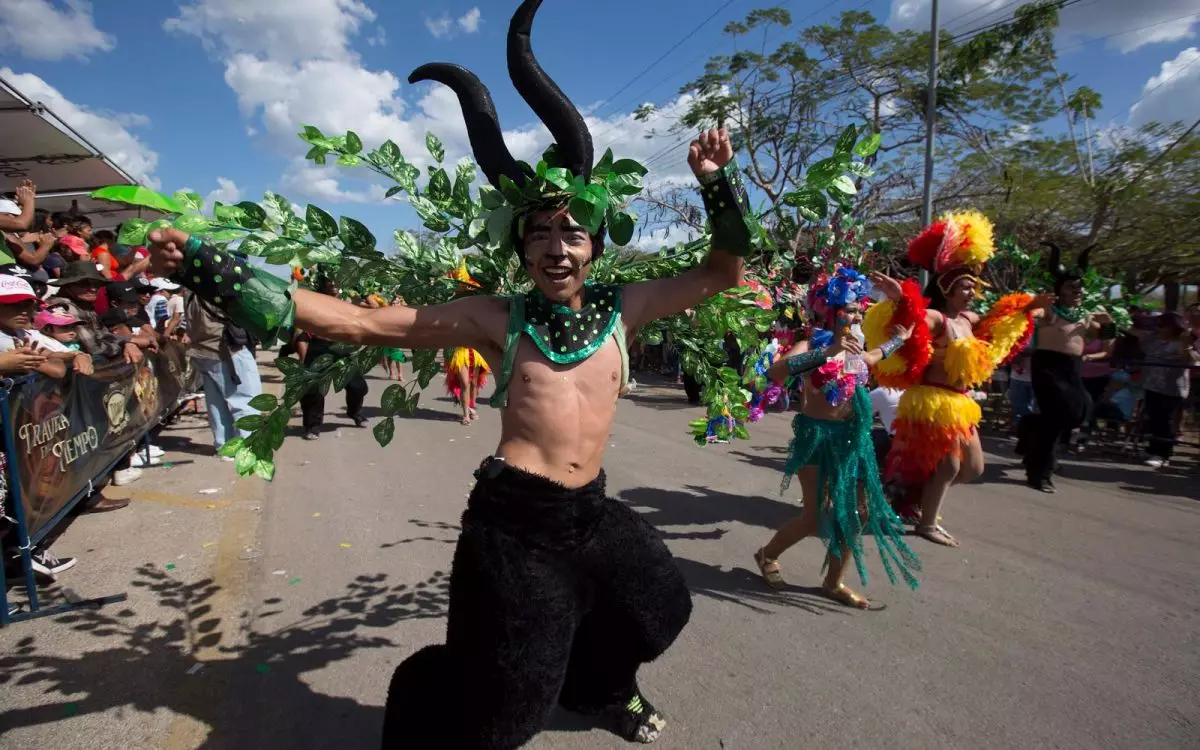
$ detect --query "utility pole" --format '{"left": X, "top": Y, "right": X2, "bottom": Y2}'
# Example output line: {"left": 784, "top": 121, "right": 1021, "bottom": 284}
{"left": 919, "top": 0, "right": 940, "bottom": 287}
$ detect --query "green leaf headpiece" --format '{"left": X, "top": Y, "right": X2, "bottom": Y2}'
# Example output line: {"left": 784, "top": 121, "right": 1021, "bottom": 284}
{"left": 407, "top": 0, "right": 645, "bottom": 256}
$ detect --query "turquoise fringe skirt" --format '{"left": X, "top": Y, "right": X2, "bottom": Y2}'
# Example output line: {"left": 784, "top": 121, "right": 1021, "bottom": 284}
{"left": 781, "top": 387, "right": 921, "bottom": 589}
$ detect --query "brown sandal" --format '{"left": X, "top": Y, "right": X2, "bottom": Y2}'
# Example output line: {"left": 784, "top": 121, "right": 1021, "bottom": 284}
{"left": 754, "top": 548, "right": 787, "bottom": 590}
{"left": 822, "top": 583, "right": 871, "bottom": 610}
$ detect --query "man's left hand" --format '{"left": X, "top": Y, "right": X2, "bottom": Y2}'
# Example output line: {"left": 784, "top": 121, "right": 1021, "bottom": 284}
{"left": 688, "top": 128, "right": 733, "bottom": 178}
{"left": 124, "top": 342, "right": 144, "bottom": 364}
{"left": 72, "top": 352, "right": 94, "bottom": 376}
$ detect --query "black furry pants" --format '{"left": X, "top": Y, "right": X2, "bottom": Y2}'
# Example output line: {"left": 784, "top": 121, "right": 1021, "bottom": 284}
{"left": 1020, "top": 350, "right": 1088, "bottom": 482}
{"left": 382, "top": 459, "right": 693, "bottom": 749}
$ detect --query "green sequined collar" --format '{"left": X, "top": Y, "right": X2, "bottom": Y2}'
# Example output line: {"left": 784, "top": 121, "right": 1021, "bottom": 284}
{"left": 1051, "top": 304, "right": 1086, "bottom": 323}
{"left": 523, "top": 284, "right": 622, "bottom": 364}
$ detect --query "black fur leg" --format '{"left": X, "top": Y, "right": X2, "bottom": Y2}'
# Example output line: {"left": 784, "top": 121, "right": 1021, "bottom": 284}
{"left": 382, "top": 645, "right": 451, "bottom": 749}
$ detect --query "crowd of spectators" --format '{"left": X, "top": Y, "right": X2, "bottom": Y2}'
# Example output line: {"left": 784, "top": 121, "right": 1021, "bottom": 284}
{"left": 0, "top": 180, "right": 215, "bottom": 599}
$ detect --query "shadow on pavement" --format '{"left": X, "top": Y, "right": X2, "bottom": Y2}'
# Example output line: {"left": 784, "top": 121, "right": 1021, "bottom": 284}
{"left": 620, "top": 485, "right": 797, "bottom": 533}
{"left": 0, "top": 563, "right": 450, "bottom": 749}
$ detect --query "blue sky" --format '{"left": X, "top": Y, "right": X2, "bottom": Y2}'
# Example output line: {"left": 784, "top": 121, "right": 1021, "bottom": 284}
{"left": 1, "top": 0, "right": 1198, "bottom": 253}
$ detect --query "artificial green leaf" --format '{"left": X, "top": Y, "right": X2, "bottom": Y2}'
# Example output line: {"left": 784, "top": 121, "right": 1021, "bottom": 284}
{"left": 781, "top": 188, "right": 828, "bottom": 222}
{"left": 218, "top": 437, "right": 245, "bottom": 457}
{"left": 592, "top": 148, "right": 615, "bottom": 178}
{"left": 173, "top": 190, "right": 204, "bottom": 212}
{"left": 543, "top": 167, "right": 572, "bottom": 190}
{"left": 731, "top": 404, "right": 751, "bottom": 421}
{"left": 253, "top": 459, "right": 276, "bottom": 481}
{"left": 306, "top": 205, "right": 338, "bottom": 241}
{"left": 385, "top": 185, "right": 404, "bottom": 199}
{"left": 373, "top": 416, "right": 396, "bottom": 447}
{"left": 339, "top": 216, "right": 376, "bottom": 253}
{"left": 455, "top": 157, "right": 477, "bottom": 185}
{"left": 170, "top": 214, "right": 209, "bottom": 237}
{"left": 413, "top": 349, "right": 438, "bottom": 388}
{"left": 608, "top": 172, "right": 644, "bottom": 197}
{"left": 427, "top": 168, "right": 452, "bottom": 204}
{"left": 265, "top": 237, "right": 305, "bottom": 265}
{"left": 854, "top": 132, "right": 882, "bottom": 157}
{"left": 830, "top": 175, "right": 857, "bottom": 195}
{"left": 305, "top": 245, "right": 341, "bottom": 265}
{"left": 407, "top": 390, "right": 422, "bottom": 413}
{"left": 262, "top": 192, "right": 293, "bottom": 228}
{"left": 498, "top": 175, "right": 524, "bottom": 205}
{"left": 568, "top": 195, "right": 604, "bottom": 235}
{"left": 479, "top": 185, "right": 504, "bottom": 210}
{"left": 733, "top": 424, "right": 750, "bottom": 440}
{"left": 283, "top": 216, "right": 308, "bottom": 240}
{"left": 394, "top": 230, "right": 419, "bottom": 255}
{"left": 380, "top": 139, "right": 403, "bottom": 167}
{"left": 451, "top": 175, "right": 473, "bottom": 218}
{"left": 300, "top": 124, "right": 326, "bottom": 143}
{"left": 117, "top": 219, "right": 149, "bottom": 247}
{"left": 845, "top": 161, "right": 874, "bottom": 178}
{"left": 234, "top": 202, "right": 267, "bottom": 229}
{"left": 274, "top": 356, "right": 303, "bottom": 375}
{"left": 248, "top": 393, "right": 278, "bottom": 411}
{"left": 381, "top": 383, "right": 406, "bottom": 416}
{"left": 238, "top": 234, "right": 269, "bottom": 256}
{"left": 487, "top": 204, "right": 514, "bottom": 245}
{"left": 90, "top": 185, "right": 185, "bottom": 215}
{"left": 834, "top": 124, "right": 858, "bottom": 158}
{"left": 336, "top": 153, "right": 362, "bottom": 167}
{"left": 608, "top": 210, "right": 636, "bottom": 246}
{"left": 235, "top": 446, "right": 258, "bottom": 475}
{"left": 267, "top": 408, "right": 289, "bottom": 451}
{"left": 410, "top": 195, "right": 441, "bottom": 224}
{"left": 426, "top": 132, "right": 445, "bottom": 163}
{"left": 805, "top": 157, "right": 842, "bottom": 189}
{"left": 345, "top": 130, "right": 363, "bottom": 154}
{"left": 396, "top": 163, "right": 420, "bottom": 195}
{"left": 611, "top": 159, "right": 649, "bottom": 177}
{"left": 236, "top": 414, "right": 266, "bottom": 431}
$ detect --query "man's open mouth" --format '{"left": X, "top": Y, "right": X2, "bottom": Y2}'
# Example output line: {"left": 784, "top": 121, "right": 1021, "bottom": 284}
{"left": 542, "top": 267, "right": 572, "bottom": 281}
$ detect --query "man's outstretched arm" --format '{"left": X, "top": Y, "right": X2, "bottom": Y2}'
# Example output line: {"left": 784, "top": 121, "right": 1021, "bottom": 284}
{"left": 146, "top": 228, "right": 502, "bottom": 352}
{"left": 623, "top": 128, "right": 746, "bottom": 330}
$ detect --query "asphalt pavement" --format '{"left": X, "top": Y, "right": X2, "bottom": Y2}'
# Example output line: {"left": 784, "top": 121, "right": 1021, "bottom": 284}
{"left": 1, "top": 359, "right": 1198, "bottom": 749}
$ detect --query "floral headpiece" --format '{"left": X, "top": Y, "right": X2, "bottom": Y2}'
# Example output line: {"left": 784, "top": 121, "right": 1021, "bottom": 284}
{"left": 805, "top": 265, "right": 873, "bottom": 330}
{"left": 907, "top": 209, "right": 995, "bottom": 293}
{"left": 408, "top": 0, "right": 645, "bottom": 259}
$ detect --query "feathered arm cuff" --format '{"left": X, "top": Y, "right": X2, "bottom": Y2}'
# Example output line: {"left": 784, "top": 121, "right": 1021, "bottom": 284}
{"left": 863, "top": 279, "right": 932, "bottom": 389}
{"left": 974, "top": 292, "right": 1034, "bottom": 367}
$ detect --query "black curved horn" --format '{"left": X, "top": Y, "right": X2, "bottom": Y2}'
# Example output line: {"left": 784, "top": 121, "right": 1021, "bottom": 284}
{"left": 1076, "top": 244, "right": 1094, "bottom": 272}
{"left": 408, "top": 63, "right": 524, "bottom": 188}
{"left": 1043, "top": 241, "right": 1064, "bottom": 275}
{"left": 507, "top": 0, "right": 593, "bottom": 178}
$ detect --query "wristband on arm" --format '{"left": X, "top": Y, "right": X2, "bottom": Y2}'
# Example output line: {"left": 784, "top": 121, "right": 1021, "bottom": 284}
{"left": 878, "top": 335, "right": 905, "bottom": 359}
{"left": 697, "top": 161, "right": 756, "bottom": 257}
{"left": 172, "top": 236, "right": 296, "bottom": 344}
{"left": 786, "top": 348, "right": 829, "bottom": 376}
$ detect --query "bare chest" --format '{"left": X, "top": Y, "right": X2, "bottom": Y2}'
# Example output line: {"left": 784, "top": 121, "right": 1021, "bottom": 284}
{"left": 508, "top": 334, "right": 623, "bottom": 405}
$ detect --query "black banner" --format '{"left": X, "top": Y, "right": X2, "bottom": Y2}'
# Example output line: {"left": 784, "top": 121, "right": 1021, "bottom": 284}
{"left": 7, "top": 342, "right": 198, "bottom": 537}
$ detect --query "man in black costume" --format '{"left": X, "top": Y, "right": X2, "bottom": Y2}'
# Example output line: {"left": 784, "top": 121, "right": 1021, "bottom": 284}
{"left": 145, "top": 2, "right": 751, "bottom": 746}
{"left": 1019, "top": 244, "right": 1114, "bottom": 492}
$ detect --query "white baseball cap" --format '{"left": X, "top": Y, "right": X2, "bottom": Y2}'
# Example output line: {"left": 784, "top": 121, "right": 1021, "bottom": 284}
{"left": 0, "top": 198, "right": 20, "bottom": 216}
{"left": 0, "top": 274, "right": 38, "bottom": 304}
{"left": 150, "top": 277, "right": 181, "bottom": 291}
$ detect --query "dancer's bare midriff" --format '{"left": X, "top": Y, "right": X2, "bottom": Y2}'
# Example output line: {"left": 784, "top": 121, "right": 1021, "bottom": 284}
{"left": 489, "top": 333, "right": 625, "bottom": 488}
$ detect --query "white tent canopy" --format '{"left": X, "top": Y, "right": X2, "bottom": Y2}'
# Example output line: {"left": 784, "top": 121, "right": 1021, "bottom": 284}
{"left": 0, "top": 75, "right": 161, "bottom": 230}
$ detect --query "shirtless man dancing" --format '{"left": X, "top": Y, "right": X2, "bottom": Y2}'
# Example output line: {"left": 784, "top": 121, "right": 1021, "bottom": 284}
{"left": 1019, "top": 245, "right": 1114, "bottom": 492}
{"left": 144, "top": 4, "right": 749, "bottom": 746}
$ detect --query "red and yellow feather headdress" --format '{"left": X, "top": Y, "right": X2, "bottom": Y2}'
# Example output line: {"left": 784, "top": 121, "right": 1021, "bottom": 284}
{"left": 907, "top": 209, "right": 995, "bottom": 293}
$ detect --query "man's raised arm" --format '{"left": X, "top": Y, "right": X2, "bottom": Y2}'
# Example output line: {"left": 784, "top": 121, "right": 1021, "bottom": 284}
{"left": 146, "top": 228, "right": 501, "bottom": 352}
{"left": 622, "top": 128, "right": 747, "bottom": 330}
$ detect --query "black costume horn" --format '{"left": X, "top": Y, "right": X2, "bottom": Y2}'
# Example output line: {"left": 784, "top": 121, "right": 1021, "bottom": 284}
{"left": 407, "top": 63, "right": 524, "bottom": 189}
{"left": 1044, "top": 241, "right": 1064, "bottom": 277}
{"left": 1076, "top": 243, "right": 1093, "bottom": 273}
{"left": 508, "top": 0, "right": 594, "bottom": 179}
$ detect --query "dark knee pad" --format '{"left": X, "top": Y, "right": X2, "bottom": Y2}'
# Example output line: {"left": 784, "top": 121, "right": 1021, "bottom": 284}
{"left": 382, "top": 645, "right": 451, "bottom": 749}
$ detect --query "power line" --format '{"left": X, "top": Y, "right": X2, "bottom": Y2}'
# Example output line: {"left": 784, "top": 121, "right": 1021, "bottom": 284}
{"left": 1124, "top": 52, "right": 1200, "bottom": 114}
{"left": 589, "top": 0, "right": 745, "bottom": 122}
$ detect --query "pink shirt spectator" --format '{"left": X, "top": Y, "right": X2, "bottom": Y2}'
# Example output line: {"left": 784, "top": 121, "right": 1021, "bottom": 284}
{"left": 1080, "top": 338, "right": 1111, "bottom": 378}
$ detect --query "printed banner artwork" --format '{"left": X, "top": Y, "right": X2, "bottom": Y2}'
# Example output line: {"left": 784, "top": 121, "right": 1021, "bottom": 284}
{"left": 7, "top": 342, "right": 198, "bottom": 537}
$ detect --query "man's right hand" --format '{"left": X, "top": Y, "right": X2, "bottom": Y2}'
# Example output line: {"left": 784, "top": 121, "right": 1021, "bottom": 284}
{"left": 0, "top": 345, "right": 48, "bottom": 373}
{"left": 146, "top": 228, "right": 191, "bottom": 276}
{"left": 15, "top": 179, "right": 36, "bottom": 208}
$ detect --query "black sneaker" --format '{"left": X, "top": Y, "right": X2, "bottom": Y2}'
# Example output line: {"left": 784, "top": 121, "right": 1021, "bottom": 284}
{"left": 1026, "top": 478, "right": 1055, "bottom": 494}
{"left": 31, "top": 549, "right": 77, "bottom": 579}
{"left": 606, "top": 692, "right": 666, "bottom": 744}
{"left": 351, "top": 415, "right": 369, "bottom": 428}
{"left": 303, "top": 429, "right": 321, "bottom": 441}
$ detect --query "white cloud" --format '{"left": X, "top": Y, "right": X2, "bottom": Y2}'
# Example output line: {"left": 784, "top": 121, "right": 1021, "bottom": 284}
{"left": 426, "top": 7, "right": 483, "bottom": 40}
{"left": 165, "top": 0, "right": 375, "bottom": 63}
{"left": 167, "top": 0, "right": 694, "bottom": 207}
{"left": 205, "top": 176, "right": 242, "bottom": 205}
{"left": 1127, "top": 46, "right": 1200, "bottom": 127}
{"left": 425, "top": 15, "right": 454, "bottom": 39}
{"left": 458, "top": 7, "right": 482, "bottom": 34}
{"left": 0, "top": 0, "right": 114, "bottom": 61}
{"left": 0, "top": 67, "right": 159, "bottom": 188}
{"left": 889, "top": 0, "right": 1200, "bottom": 54}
